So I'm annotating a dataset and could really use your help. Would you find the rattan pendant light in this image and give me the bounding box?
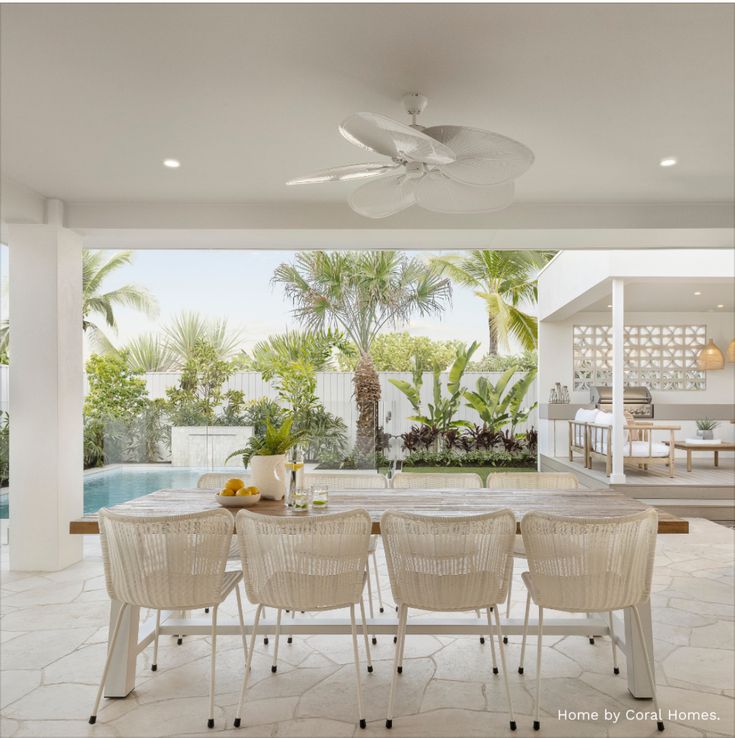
[727,339,735,363]
[696,339,725,370]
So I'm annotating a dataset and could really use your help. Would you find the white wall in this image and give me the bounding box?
[538,310,735,456]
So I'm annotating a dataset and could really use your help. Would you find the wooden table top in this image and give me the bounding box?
[69,487,689,535]
[672,441,735,451]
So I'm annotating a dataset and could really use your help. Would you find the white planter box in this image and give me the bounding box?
[170,426,253,468]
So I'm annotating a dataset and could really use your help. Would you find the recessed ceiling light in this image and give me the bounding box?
[607,304,612,308]
[693,291,702,296]
[163,159,181,169]
[660,157,677,167]
[717,304,725,308]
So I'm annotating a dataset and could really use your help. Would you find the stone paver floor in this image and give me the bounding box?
[1,519,733,738]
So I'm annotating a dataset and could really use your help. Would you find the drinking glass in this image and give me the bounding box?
[292,487,310,511]
[311,486,329,509]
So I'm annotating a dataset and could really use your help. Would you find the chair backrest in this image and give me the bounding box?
[381,509,516,612]
[392,472,483,489]
[520,509,658,612]
[304,472,388,490]
[488,472,579,490]
[235,509,372,611]
[98,508,234,609]
[197,472,249,489]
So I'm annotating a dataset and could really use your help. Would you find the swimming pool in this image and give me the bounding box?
[0,466,236,519]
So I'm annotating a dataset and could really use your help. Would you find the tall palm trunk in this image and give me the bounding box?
[353,352,381,460]
[488,314,498,356]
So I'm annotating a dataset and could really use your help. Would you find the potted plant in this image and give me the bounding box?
[695,418,720,441]
[227,417,305,499]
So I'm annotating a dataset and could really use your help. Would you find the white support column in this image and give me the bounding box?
[610,278,626,484]
[8,223,84,571]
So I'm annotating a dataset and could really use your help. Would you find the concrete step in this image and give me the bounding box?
[641,498,735,523]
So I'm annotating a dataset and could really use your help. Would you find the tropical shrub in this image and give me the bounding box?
[467,350,537,372]
[463,367,538,433]
[0,412,9,486]
[227,417,305,467]
[299,406,348,462]
[127,399,170,462]
[243,398,285,436]
[84,352,148,423]
[401,448,536,468]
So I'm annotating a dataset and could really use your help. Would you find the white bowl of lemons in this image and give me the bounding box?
[215,478,261,507]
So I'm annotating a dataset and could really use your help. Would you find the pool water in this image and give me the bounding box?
[0,466,235,519]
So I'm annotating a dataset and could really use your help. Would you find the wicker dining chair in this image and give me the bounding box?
[89,508,246,730]
[518,509,662,732]
[392,471,483,489]
[488,472,580,620]
[234,508,373,730]
[381,509,518,732]
[196,472,251,489]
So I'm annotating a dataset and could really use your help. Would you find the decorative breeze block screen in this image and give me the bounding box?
[573,325,706,391]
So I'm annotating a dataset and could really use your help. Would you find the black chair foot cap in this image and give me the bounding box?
[88,716,96,725]
[614,667,620,675]
[480,637,485,644]
[393,636,397,643]
[379,607,384,613]
[385,719,393,729]
[503,637,509,644]
[233,718,241,728]
[177,638,183,645]
[493,667,499,675]
[271,665,277,673]
[397,666,403,674]
[518,667,524,675]
[372,637,377,645]
[589,637,595,645]
[490,607,493,612]
[205,608,210,613]
[359,719,366,729]
[395,606,399,612]
[151,664,157,672]
[657,722,665,732]
[510,721,517,731]
[207,719,214,729]
[533,720,540,731]
[264,637,269,645]
[287,637,293,644]
[367,665,373,673]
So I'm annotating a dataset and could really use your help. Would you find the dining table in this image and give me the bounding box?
[70,486,688,703]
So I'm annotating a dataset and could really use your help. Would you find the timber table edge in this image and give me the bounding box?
[69,488,689,535]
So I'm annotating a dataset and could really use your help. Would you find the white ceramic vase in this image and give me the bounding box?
[249,454,287,500]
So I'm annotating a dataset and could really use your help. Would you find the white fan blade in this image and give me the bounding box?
[415,171,515,214]
[340,113,456,165]
[286,162,399,186]
[349,173,416,219]
[424,125,534,185]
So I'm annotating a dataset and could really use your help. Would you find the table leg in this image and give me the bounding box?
[623,602,654,698]
[687,450,692,473]
[104,598,140,697]
[714,450,719,467]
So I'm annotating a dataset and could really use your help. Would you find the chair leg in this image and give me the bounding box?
[207,606,220,729]
[386,604,407,729]
[262,607,269,645]
[89,602,128,724]
[493,606,517,731]
[371,550,384,613]
[505,568,514,619]
[608,611,619,675]
[533,606,544,730]
[234,603,263,728]
[477,609,485,644]
[396,606,408,674]
[151,609,161,671]
[366,558,376,624]
[350,604,366,729]
[518,590,531,675]
[632,605,664,731]
[287,608,295,645]
[359,598,374,673]
[484,607,499,675]
[234,583,248,664]
[271,609,283,673]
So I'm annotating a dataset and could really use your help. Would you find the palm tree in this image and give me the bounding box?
[163,311,245,365]
[273,251,452,456]
[250,329,350,376]
[122,333,177,372]
[431,250,553,355]
[83,250,158,351]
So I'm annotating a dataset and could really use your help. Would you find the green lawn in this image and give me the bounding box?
[386,466,537,485]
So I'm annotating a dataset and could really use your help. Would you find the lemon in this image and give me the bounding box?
[235,487,251,496]
[245,486,259,495]
[225,478,245,491]
[219,488,236,497]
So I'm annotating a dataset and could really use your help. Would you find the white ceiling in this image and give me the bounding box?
[1,3,733,205]
[586,279,735,313]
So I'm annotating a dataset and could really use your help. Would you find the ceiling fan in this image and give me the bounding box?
[286,93,534,218]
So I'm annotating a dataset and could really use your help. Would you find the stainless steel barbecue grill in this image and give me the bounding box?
[590,385,654,419]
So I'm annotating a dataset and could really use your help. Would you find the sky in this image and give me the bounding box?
[0,245,532,358]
